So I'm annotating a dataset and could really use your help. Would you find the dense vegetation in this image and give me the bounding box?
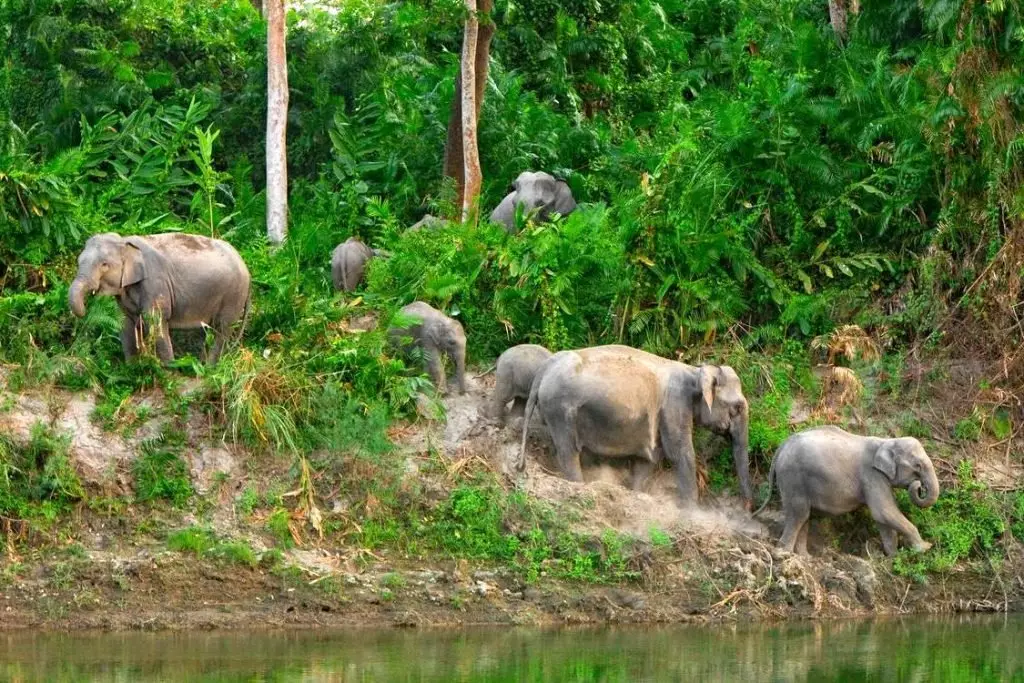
[2,0,1024,585]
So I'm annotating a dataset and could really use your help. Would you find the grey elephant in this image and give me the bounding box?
[489,171,577,232]
[388,301,467,395]
[755,426,939,556]
[517,345,752,508]
[486,344,552,423]
[406,214,447,233]
[331,237,375,292]
[69,232,250,365]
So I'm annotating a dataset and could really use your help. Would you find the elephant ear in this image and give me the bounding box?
[120,239,146,287]
[552,180,577,215]
[698,365,717,411]
[872,442,897,482]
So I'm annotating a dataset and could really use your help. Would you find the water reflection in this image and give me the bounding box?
[0,614,1021,682]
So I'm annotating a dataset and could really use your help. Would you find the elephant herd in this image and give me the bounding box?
[490,341,939,557]
[65,169,939,558]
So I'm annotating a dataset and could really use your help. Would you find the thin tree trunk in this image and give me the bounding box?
[828,0,848,44]
[266,0,289,245]
[444,0,493,216]
[460,0,481,223]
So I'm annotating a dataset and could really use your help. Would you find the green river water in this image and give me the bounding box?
[0,615,1021,681]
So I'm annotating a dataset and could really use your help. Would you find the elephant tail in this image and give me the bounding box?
[753,447,780,517]
[232,292,252,355]
[516,379,540,473]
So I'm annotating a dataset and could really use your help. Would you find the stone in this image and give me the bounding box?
[189,445,237,494]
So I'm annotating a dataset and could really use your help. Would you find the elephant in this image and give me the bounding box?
[68,232,251,365]
[331,237,375,292]
[489,171,577,232]
[388,301,467,395]
[406,214,447,233]
[517,345,752,508]
[755,426,939,556]
[486,344,552,423]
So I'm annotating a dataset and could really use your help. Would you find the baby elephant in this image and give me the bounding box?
[389,301,467,395]
[331,237,384,292]
[757,426,939,556]
[487,344,552,423]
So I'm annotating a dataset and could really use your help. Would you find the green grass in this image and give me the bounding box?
[166,526,258,568]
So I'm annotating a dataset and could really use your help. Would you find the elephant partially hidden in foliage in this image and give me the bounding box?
[756,426,939,556]
[486,344,552,423]
[517,345,752,508]
[331,237,374,292]
[489,171,577,232]
[388,301,467,395]
[68,232,251,365]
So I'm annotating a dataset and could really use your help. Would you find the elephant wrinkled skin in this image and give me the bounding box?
[756,426,940,556]
[388,301,467,395]
[517,344,752,508]
[489,171,577,232]
[68,232,251,365]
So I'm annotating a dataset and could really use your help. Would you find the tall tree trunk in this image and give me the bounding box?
[829,0,849,44]
[444,0,493,216]
[265,0,289,245]
[460,0,481,222]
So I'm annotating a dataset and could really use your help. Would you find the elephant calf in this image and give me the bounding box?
[487,344,552,423]
[756,426,939,556]
[331,237,375,292]
[388,301,467,395]
[489,171,577,233]
[69,232,250,365]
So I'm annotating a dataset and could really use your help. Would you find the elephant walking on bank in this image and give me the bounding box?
[68,232,251,365]
[517,345,752,508]
[756,426,939,556]
[388,301,467,395]
[489,171,577,232]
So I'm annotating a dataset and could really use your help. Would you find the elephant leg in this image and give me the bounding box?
[865,489,932,554]
[877,525,899,556]
[779,497,811,554]
[207,322,230,366]
[795,519,810,556]
[547,411,584,483]
[489,384,513,422]
[631,459,657,492]
[154,321,175,364]
[424,346,447,394]
[121,317,140,360]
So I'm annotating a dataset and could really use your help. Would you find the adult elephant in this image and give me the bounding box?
[489,171,577,232]
[68,232,251,365]
[516,345,752,509]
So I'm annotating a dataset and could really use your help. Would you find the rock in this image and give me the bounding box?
[609,589,646,610]
[846,556,877,607]
[472,570,497,581]
[522,587,542,601]
[474,581,492,597]
[189,445,236,495]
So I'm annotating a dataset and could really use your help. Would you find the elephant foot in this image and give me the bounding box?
[912,540,933,553]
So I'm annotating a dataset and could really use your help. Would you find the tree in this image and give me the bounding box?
[828,0,859,44]
[265,0,288,245]
[443,0,494,221]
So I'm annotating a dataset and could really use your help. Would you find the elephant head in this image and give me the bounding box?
[873,437,940,507]
[69,233,145,317]
[693,364,752,505]
[489,171,577,231]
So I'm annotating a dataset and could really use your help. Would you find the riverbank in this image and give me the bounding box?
[0,358,1021,632]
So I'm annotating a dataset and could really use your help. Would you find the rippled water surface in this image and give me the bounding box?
[1,615,1022,681]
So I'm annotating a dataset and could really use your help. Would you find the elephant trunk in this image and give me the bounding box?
[909,464,940,507]
[68,276,92,318]
[730,407,753,509]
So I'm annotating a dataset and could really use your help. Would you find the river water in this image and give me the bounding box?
[0,615,1021,681]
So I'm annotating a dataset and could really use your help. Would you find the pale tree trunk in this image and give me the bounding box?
[444,0,493,217]
[828,0,858,44]
[266,0,289,245]
[460,0,482,222]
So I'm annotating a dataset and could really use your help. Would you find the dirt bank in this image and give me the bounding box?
[0,367,1021,631]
